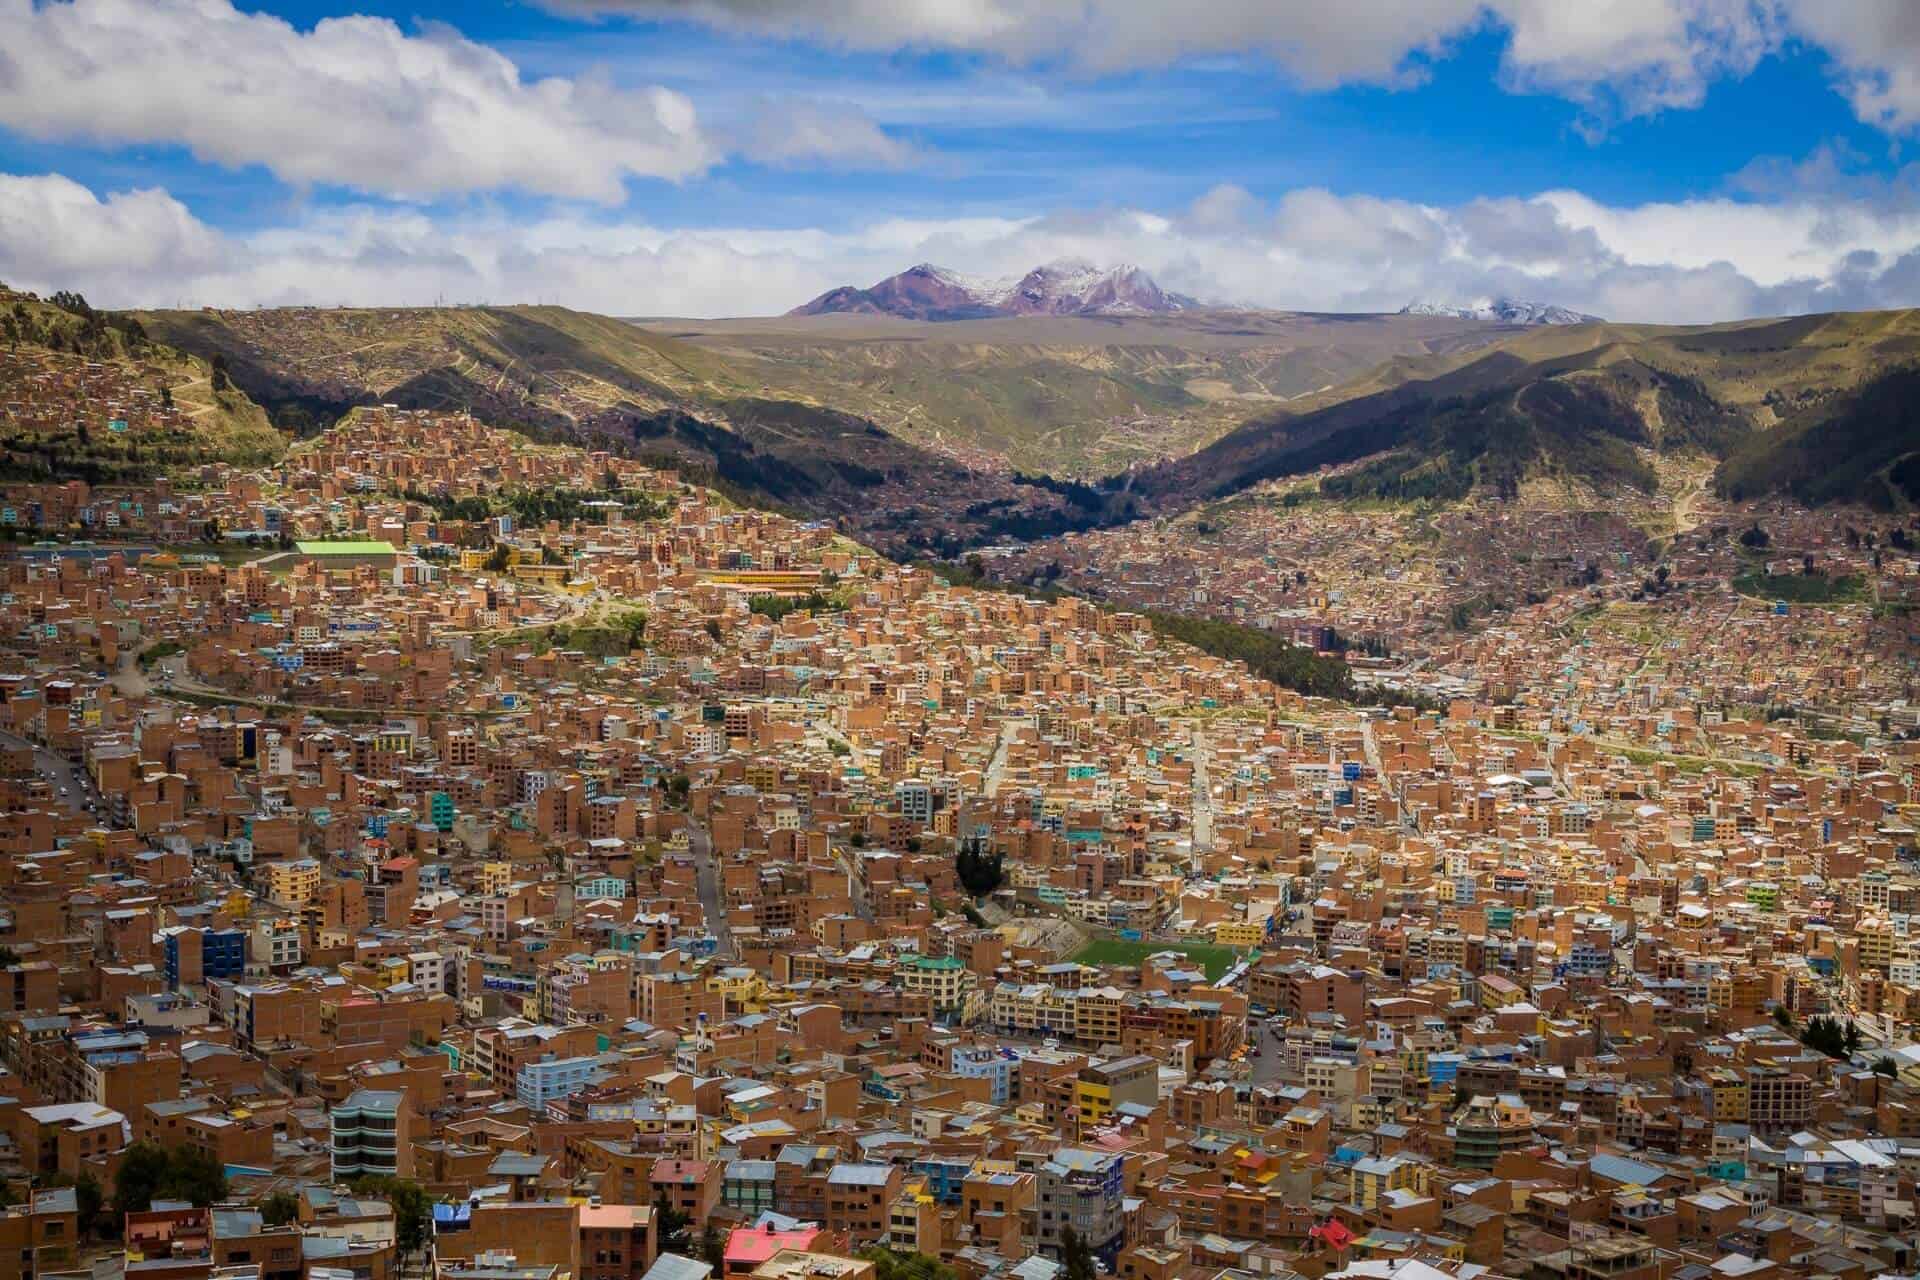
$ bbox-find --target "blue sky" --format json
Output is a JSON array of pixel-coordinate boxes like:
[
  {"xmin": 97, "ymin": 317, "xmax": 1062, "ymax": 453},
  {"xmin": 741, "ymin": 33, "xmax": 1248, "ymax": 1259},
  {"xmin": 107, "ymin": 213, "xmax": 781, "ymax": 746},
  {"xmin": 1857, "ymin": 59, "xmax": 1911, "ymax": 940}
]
[{"xmin": 2, "ymin": 0, "xmax": 1919, "ymax": 319}]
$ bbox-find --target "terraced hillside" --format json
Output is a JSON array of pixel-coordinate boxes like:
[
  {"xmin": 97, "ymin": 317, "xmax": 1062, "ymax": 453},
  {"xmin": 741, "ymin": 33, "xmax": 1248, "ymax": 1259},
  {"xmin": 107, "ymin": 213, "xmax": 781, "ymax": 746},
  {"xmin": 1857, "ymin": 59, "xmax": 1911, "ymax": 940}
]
[{"xmin": 1, "ymin": 288, "xmax": 283, "ymax": 483}]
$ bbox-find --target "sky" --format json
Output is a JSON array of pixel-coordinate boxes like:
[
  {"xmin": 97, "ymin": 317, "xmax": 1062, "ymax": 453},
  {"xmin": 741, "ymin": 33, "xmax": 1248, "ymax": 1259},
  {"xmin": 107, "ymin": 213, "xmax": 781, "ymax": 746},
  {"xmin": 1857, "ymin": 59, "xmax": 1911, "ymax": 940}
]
[{"xmin": 3, "ymin": 0, "xmax": 1920, "ymax": 321}]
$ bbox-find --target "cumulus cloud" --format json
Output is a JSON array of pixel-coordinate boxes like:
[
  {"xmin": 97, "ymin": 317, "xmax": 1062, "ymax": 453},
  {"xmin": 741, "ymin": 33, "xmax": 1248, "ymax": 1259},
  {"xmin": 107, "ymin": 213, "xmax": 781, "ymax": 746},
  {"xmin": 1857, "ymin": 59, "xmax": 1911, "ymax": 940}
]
[
  {"xmin": 5, "ymin": 170, "xmax": 1920, "ymax": 324},
  {"xmin": 1780, "ymin": 0, "xmax": 1920, "ymax": 133},
  {"xmin": 1492, "ymin": 0, "xmax": 1780, "ymax": 131},
  {"xmin": 552, "ymin": 0, "xmax": 1920, "ymax": 137},
  {"xmin": 729, "ymin": 99, "xmax": 921, "ymax": 170},
  {"xmin": 0, "ymin": 0, "xmax": 721, "ymax": 201}
]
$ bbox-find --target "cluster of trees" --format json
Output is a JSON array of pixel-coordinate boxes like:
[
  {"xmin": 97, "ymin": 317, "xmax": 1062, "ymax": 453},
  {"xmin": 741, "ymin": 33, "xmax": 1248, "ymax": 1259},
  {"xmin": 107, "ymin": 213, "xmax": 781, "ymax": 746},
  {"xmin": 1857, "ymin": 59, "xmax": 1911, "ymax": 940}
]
[
  {"xmin": 1320, "ymin": 453, "xmax": 1477, "ymax": 505},
  {"xmin": 1144, "ymin": 611, "xmax": 1354, "ymax": 700},
  {"xmin": 860, "ymin": 1249, "xmax": 959, "ymax": 1280},
  {"xmin": 1793, "ymin": 1013, "xmax": 1863, "ymax": 1060},
  {"xmin": 112, "ymin": 1143, "xmax": 229, "ymax": 1222},
  {"xmin": 650, "ymin": 1191, "xmax": 722, "ymax": 1262},
  {"xmin": 407, "ymin": 486, "xmax": 674, "ymax": 530},
  {"xmin": 955, "ymin": 844, "xmax": 1005, "ymax": 897},
  {"xmin": 748, "ymin": 592, "xmax": 843, "ymax": 621},
  {"xmin": 1718, "ymin": 364, "xmax": 1920, "ymax": 509}
]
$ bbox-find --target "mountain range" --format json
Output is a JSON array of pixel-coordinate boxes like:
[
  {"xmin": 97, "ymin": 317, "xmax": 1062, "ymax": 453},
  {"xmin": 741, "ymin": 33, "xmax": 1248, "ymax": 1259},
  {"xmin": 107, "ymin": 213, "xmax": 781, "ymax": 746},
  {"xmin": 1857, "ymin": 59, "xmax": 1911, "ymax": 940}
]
[
  {"xmin": 1400, "ymin": 298, "xmax": 1603, "ymax": 325},
  {"xmin": 18, "ymin": 289, "xmax": 1907, "ymax": 557},
  {"xmin": 791, "ymin": 260, "xmax": 1202, "ymax": 321}
]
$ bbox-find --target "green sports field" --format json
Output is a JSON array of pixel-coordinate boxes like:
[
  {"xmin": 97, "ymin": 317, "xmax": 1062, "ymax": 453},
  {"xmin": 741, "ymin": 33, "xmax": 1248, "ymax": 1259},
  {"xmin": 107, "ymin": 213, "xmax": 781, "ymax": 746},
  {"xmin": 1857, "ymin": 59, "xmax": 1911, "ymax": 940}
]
[{"xmin": 1071, "ymin": 939, "xmax": 1245, "ymax": 981}]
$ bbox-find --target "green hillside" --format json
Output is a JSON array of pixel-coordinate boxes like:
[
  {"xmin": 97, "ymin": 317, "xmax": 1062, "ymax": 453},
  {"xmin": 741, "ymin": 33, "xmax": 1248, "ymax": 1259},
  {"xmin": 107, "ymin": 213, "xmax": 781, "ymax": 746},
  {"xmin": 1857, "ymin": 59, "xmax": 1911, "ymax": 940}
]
[
  {"xmin": 1716, "ymin": 362, "xmax": 1920, "ymax": 509},
  {"xmin": 639, "ymin": 308, "xmax": 1507, "ymax": 474},
  {"xmin": 1, "ymin": 287, "xmax": 283, "ymax": 483},
  {"xmin": 1127, "ymin": 309, "xmax": 1920, "ymax": 511},
  {"xmin": 132, "ymin": 302, "xmax": 1122, "ymax": 556}
]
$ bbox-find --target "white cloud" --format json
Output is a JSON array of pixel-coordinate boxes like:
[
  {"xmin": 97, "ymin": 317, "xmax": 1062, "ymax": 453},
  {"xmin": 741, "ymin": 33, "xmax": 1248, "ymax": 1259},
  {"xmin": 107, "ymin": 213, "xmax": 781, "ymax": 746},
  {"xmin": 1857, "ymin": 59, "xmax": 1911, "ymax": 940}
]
[
  {"xmin": 0, "ymin": 0, "xmax": 718, "ymax": 201},
  {"xmin": 1780, "ymin": 0, "xmax": 1920, "ymax": 132},
  {"xmin": 554, "ymin": 0, "xmax": 1920, "ymax": 136},
  {"xmin": 1492, "ymin": 0, "xmax": 1780, "ymax": 127},
  {"xmin": 549, "ymin": 0, "xmax": 1484, "ymax": 82},
  {"xmin": 729, "ymin": 98, "xmax": 921, "ymax": 170},
  {"xmin": 5, "ymin": 170, "xmax": 1920, "ymax": 325},
  {"xmin": 0, "ymin": 173, "xmax": 228, "ymax": 295}
]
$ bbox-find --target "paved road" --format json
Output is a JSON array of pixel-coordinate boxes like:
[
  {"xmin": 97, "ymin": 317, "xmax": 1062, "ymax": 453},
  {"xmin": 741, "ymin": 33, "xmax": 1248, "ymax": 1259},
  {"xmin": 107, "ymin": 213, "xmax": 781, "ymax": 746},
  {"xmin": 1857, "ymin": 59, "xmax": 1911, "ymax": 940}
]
[
  {"xmin": 1190, "ymin": 724, "xmax": 1213, "ymax": 854},
  {"xmin": 810, "ymin": 716, "xmax": 861, "ymax": 763},
  {"xmin": 836, "ymin": 844, "xmax": 878, "ymax": 925},
  {"xmin": 983, "ymin": 717, "xmax": 1023, "ymax": 798},
  {"xmin": 3, "ymin": 728, "xmax": 100, "ymax": 815},
  {"xmin": 688, "ymin": 820, "xmax": 735, "ymax": 958}
]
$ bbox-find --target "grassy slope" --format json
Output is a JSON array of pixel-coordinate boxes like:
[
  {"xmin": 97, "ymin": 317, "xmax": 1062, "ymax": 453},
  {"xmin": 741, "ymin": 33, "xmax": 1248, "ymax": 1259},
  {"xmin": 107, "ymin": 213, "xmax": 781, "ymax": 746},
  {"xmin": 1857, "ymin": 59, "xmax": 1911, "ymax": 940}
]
[
  {"xmin": 1127, "ymin": 308, "xmax": 1920, "ymax": 510},
  {"xmin": 133, "ymin": 303, "xmax": 1132, "ymax": 557},
  {"xmin": 1716, "ymin": 362, "xmax": 1920, "ymax": 509},
  {"xmin": 2, "ymin": 289, "xmax": 283, "ymax": 482},
  {"xmin": 634, "ymin": 309, "xmax": 1509, "ymax": 474},
  {"xmin": 145, "ymin": 303, "xmax": 1511, "ymax": 476}
]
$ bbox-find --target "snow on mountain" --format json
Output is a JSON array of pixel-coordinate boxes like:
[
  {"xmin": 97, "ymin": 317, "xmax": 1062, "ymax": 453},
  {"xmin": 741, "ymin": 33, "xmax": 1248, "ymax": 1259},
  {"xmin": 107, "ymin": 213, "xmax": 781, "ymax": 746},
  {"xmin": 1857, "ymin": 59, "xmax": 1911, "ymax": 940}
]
[
  {"xmin": 1400, "ymin": 298, "xmax": 1602, "ymax": 325},
  {"xmin": 790, "ymin": 259, "xmax": 1197, "ymax": 320}
]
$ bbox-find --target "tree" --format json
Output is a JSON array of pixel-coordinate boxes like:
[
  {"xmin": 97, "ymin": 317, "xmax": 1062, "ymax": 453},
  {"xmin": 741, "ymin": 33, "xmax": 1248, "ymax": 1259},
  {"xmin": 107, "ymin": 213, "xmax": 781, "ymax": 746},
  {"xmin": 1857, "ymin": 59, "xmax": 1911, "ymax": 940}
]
[
  {"xmin": 1060, "ymin": 1225, "xmax": 1098, "ymax": 1280},
  {"xmin": 1796, "ymin": 1014, "xmax": 1853, "ymax": 1061},
  {"xmin": 110, "ymin": 1143, "xmax": 228, "ymax": 1220},
  {"xmin": 259, "ymin": 1189, "xmax": 300, "ymax": 1227},
  {"xmin": 652, "ymin": 1188, "xmax": 690, "ymax": 1241},
  {"xmin": 73, "ymin": 1173, "xmax": 104, "ymax": 1238},
  {"xmin": 1874, "ymin": 1056, "xmax": 1899, "ymax": 1078},
  {"xmin": 955, "ymin": 844, "xmax": 1004, "ymax": 897},
  {"xmin": 1739, "ymin": 523, "xmax": 1770, "ymax": 550},
  {"xmin": 348, "ymin": 1176, "xmax": 431, "ymax": 1258},
  {"xmin": 0, "ymin": 946, "xmax": 18, "ymax": 968},
  {"xmin": 698, "ymin": 1225, "xmax": 725, "ymax": 1265},
  {"xmin": 483, "ymin": 543, "xmax": 513, "ymax": 572},
  {"xmin": 704, "ymin": 619, "xmax": 722, "ymax": 642},
  {"xmin": 209, "ymin": 352, "xmax": 231, "ymax": 393},
  {"xmin": 859, "ymin": 1250, "xmax": 957, "ymax": 1280}
]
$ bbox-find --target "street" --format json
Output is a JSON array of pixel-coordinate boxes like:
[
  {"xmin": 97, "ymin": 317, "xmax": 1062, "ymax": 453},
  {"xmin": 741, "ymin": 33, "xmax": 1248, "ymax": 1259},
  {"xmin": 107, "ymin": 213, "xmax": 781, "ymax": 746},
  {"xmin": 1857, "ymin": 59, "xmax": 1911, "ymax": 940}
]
[
  {"xmin": 3, "ymin": 727, "xmax": 100, "ymax": 815},
  {"xmin": 983, "ymin": 716, "xmax": 1024, "ymax": 798},
  {"xmin": 688, "ymin": 819, "xmax": 736, "ymax": 958},
  {"xmin": 1190, "ymin": 724, "xmax": 1213, "ymax": 853}
]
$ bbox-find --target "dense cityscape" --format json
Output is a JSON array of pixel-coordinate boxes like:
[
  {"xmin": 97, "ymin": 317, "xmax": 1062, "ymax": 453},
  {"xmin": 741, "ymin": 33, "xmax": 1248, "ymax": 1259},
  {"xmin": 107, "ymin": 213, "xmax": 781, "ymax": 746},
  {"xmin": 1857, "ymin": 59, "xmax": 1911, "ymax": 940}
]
[
  {"xmin": 8, "ymin": 4, "xmax": 1920, "ymax": 1280},
  {"xmin": 0, "ymin": 395, "xmax": 1917, "ymax": 1280}
]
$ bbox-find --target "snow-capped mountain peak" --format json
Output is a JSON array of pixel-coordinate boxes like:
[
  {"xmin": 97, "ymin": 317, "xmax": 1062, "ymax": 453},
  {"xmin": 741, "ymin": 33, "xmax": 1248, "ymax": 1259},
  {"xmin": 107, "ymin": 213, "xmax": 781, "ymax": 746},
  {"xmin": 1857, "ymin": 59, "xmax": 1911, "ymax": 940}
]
[
  {"xmin": 1400, "ymin": 297, "xmax": 1602, "ymax": 325},
  {"xmin": 790, "ymin": 259, "xmax": 1197, "ymax": 320}
]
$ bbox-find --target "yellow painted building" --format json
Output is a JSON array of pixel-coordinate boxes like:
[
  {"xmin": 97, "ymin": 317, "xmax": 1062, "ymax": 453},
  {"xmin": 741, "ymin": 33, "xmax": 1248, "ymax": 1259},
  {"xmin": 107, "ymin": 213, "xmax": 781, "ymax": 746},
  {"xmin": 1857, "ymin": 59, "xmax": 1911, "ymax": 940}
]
[{"xmin": 261, "ymin": 858, "xmax": 320, "ymax": 908}]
